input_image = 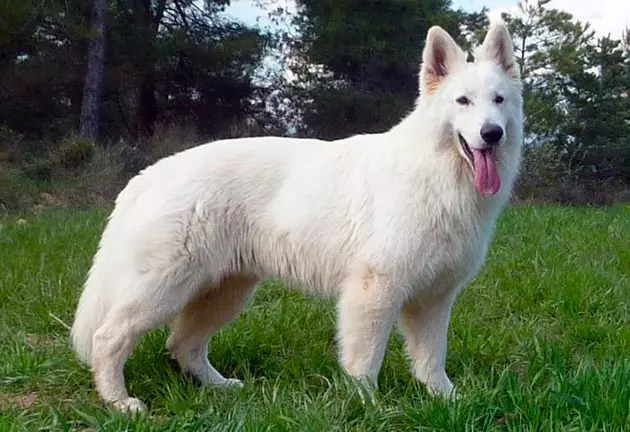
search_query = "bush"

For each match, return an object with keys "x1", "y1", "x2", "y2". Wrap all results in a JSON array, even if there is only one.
[
  {"x1": 515, "y1": 143, "x2": 563, "y2": 202},
  {"x1": 1, "y1": 134, "x2": 130, "y2": 210},
  {"x1": 54, "y1": 136, "x2": 95, "y2": 169},
  {"x1": 58, "y1": 143, "x2": 127, "y2": 205},
  {"x1": 20, "y1": 135, "x2": 96, "y2": 182},
  {"x1": 0, "y1": 125, "x2": 26, "y2": 165},
  {"x1": 0, "y1": 169, "x2": 52, "y2": 211},
  {"x1": 514, "y1": 142, "x2": 625, "y2": 206},
  {"x1": 145, "y1": 123, "x2": 202, "y2": 161}
]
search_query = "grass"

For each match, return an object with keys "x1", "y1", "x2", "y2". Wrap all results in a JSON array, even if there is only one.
[{"x1": 0, "y1": 205, "x2": 629, "y2": 431}]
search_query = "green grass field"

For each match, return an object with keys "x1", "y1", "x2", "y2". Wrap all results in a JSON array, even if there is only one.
[{"x1": 1, "y1": 206, "x2": 629, "y2": 431}]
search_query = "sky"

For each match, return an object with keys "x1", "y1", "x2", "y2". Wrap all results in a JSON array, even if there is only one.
[{"x1": 223, "y1": 0, "x2": 630, "y2": 40}]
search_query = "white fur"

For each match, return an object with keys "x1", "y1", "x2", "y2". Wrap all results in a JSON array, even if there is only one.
[{"x1": 71, "y1": 21, "x2": 523, "y2": 413}]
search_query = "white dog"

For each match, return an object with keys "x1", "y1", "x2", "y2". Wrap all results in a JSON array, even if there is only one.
[{"x1": 71, "y1": 21, "x2": 523, "y2": 412}]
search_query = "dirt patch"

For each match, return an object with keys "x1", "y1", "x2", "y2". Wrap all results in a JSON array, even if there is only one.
[
  {"x1": 0, "y1": 392, "x2": 38, "y2": 410},
  {"x1": 25, "y1": 333, "x2": 63, "y2": 349}
]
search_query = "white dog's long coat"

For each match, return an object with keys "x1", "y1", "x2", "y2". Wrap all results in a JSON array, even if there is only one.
[{"x1": 71, "y1": 21, "x2": 523, "y2": 412}]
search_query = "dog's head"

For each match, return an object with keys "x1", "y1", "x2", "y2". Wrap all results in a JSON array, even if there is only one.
[{"x1": 419, "y1": 21, "x2": 523, "y2": 197}]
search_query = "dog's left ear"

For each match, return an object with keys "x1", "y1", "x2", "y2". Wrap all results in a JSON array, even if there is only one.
[{"x1": 476, "y1": 22, "x2": 519, "y2": 80}]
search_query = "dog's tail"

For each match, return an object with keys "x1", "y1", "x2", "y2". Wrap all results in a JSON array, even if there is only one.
[
  {"x1": 70, "y1": 177, "x2": 143, "y2": 365},
  {"x1": 70, "y1": 247, "x2": 115, "y2": 365}
]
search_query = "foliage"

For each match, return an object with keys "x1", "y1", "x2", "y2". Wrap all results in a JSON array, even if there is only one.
[
  {"x1": 0, "y1": 0, "x2": 90, "y2": 140},
  {"x1": 496, "y1": 0, "x2": 630, "y2": 198},
  {"x1": 1, "y1": 0, "x2": 629, "y2": 203},
  {"x1": 274, "y1": 0, "x2": 469, "y2": 139},
  {"x1": 0, "y1": 0, "x2": 271, "y2": 145}
]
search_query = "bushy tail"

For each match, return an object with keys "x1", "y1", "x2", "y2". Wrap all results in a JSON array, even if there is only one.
[
  {"x1": 71, "y1": 170, "x2": 146, "y2": 365},
  {"x1": 71, "y1": 168, "x2": 152, "y2": 364},
  {"x1": 70, "y1": 258, "x2": 113, "y2": 365}
]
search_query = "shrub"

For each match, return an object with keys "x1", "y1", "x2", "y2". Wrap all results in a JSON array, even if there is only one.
[
  {"x1": 0, "y1": 169, "x2": 52, "y2": 211},
  {"x1": 515, "y1": 142, "x2": 564, "y2": 202},
  {"x1": 54, "y1": 136, "x2": 95, "y2": 170}
]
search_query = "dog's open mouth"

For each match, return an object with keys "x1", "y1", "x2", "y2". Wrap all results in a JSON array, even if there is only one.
[
  {"x1": 457, "y1": 133, "x2": 501, "y2": 196},
  {"x1": 458, "y1": 133, "x2": 474, "y2": 167}
]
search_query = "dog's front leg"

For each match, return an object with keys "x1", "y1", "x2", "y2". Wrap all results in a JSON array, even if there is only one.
[
  {"x1": 398, "y1": 289, "x2": 458, "y2": 399},
  {"x1": 336, "y1": 266, "x2": 402, "y2": 399}
]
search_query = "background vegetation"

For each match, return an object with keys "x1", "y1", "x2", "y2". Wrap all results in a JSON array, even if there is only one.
[{"x1": 1, "y1": 0, "x2": 629, "y2": 211}]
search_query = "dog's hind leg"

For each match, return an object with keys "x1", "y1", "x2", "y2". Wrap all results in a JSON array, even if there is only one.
[
  {"x1": 90, "y1": 273, "x2": 199, "y2": 413},
  {"x1": 165, "y1": 276, "x2": 258, "y2": 388},
  {"x1": 397, "y1": 289, "x2": 457, "y2": 399},
  {"x1": 336, "y1": 265, "x2": 403, "y2": 399}
]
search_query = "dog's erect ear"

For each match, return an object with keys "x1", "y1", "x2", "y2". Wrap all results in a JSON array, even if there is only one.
[
  {"x1": 476, "y1": 21, "x2": 518, "y2": 79},
  {"x1": 420, "y1": 26, "x2": 466, "y2": 96}
]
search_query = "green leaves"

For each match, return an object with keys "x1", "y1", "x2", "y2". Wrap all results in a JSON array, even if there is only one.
[
  {"x1": 282, "y1": 0, "x2": 463, "y2": 139},
  {"x1": 492, "y1": 0, "x2": 630, "y2": 198},
  {"x1": 0, "y1": 0, "x2": 270, "y2": 143}
]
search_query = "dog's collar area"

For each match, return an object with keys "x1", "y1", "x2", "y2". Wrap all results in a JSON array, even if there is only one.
[{"x1": 458, "y1": 133, "x2": 474, "y2": 167}]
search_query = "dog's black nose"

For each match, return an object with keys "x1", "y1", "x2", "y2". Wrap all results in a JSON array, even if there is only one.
[{"x1": 480, "y1": 123, "x2": 504, "y2": 145}]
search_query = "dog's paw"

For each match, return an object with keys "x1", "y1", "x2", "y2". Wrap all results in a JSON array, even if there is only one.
[
  {"x1": 217, "y1": 378, "x2": 244, "y2": 389},
  {"x1": 113, "y1": 397, "x2": 147, "y2": 413},
  {"x1": 426, "y1": 380, "x2": 458, "y2": 401},
  {"x1": 348, "y1": 375, "x2": 378, "y2": 406},
  {"x1": 357, "y1": 384, "x2": 377, "y2": 406}
]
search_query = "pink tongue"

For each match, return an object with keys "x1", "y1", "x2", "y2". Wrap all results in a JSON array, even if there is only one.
[{"x1": 472, "y1": 148, "x2": 501, "y2": 196}]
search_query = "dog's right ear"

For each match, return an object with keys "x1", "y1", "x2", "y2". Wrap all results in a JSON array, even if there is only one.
[{"x1": 420, "y1": 26, "x2": 466, "y2": 97}]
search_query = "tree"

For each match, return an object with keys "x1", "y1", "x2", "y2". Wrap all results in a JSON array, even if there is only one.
[
  {"x1": 0, "y1": 0, "x2": 270, "y2": 149},
  {"x1": 274, "y1": 0, "x2": 468, "y2": 139},
  {"x1": 497, "y1": 1, "x2": 595, "y2": 146},
  {"x1": 101, "y1": 0, "x2": 270, "y2": 142},
  {"x1": 455, "y1": 0, "x2": 630, "y2": 201},
  {"x1": 499, "y1": 1, "x2": 630, "y2": 196},
  {"x1": 0, "y1": 0, "x2": 91, "y2": 142},
  {"x1": 79, "y1": 0, "x2": 108, "y2": 142},
  {"x1": 621, "y1": 27, "x2": 630, "y2": 52},
  {"x1": 561, "y1": 36, "x2": 630, "y2": 183}
]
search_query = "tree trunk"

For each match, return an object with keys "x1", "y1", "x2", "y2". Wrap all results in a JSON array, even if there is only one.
[
  {"x1": 79, "y1": 0, "x2": 107, "y2": 142},
  {"x1": 133, "y1": 0, "x2": 166, "y2": 140},
  {"x1": 137, "y1": 70, "x2": 157, "y2": 137}
]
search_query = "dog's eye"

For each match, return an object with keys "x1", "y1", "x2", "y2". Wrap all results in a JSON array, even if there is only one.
[
  {"x1": 456, "y1": 96, "x2": 470, "y2": 105},
  {"x1": 494, "y1": 95, "x2": 504, "y2": 104}
]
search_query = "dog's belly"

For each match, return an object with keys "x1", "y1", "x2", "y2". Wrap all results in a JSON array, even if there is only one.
[{"x1": 242, "y1": 229, "x2": 350, "y2": 296}]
